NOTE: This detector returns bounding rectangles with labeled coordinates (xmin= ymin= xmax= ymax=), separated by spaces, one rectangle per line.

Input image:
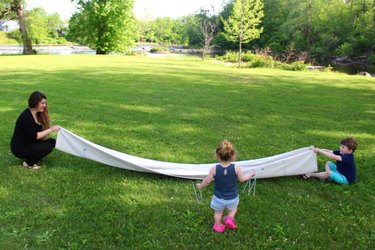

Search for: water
xmin=331 ymin=63 xmax=375 ymax=75
xmin=0 ymin=45 xmax=95 ymax=55
xmin=1 ymin=45 xmax=373 ymax=75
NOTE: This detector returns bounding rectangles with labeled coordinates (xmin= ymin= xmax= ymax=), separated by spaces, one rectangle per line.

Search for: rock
xmin=307 ymin=66 xmax=326 ymax=71
xmin=332 ymin=56 xmax=353 ymax=64
xmin=358 ymin=72 xmax=373 ymax=77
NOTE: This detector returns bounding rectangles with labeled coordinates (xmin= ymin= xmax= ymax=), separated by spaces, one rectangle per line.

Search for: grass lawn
xmin=0 ymin=55 xmax=374 ymax=249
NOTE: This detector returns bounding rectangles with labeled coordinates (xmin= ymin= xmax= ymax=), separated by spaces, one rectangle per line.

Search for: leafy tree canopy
xmin=69 ymin=0 xmax=135 ymax=54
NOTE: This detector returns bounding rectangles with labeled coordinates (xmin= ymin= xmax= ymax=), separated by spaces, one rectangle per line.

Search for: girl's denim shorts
xmin=210 ymin=195 xmax=239 ymax=211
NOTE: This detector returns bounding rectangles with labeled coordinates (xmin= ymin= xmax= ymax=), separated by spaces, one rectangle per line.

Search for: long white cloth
xmin=56 ymin=128 xmax=317 ymax=180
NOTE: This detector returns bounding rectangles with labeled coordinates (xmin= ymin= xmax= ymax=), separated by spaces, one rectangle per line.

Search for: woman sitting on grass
xmin=10 ymin=91 xmax=60 ymax=170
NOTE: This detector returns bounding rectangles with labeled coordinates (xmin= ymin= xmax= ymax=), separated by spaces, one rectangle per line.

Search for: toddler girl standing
xmin=197 ymin=140 xmax=255 ymax=233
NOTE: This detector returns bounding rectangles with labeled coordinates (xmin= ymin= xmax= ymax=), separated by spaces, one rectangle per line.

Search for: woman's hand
xmin=37 ymin=125 xmax=60 ymax=140
xmin=50 ymin=125 xmax=60 ymax=132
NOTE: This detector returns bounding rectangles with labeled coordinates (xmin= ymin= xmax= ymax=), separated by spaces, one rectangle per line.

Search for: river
xmin=0 ymin=45 xmax=95 ymax=55
xmin=1 ymin=45 xmax=373 ymax=75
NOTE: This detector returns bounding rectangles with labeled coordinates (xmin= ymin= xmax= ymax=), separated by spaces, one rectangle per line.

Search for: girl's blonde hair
xmin=215 ymin=140 xmax=236 ymax=162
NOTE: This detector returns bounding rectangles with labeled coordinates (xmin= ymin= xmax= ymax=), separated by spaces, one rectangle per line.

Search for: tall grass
xmin=0 ymin=55 xmax=374 ymax=249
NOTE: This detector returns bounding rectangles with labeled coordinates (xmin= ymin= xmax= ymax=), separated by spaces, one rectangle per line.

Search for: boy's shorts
xmin=328 ymin=162 xmax=349 ymax=185
xmin=210 ymin=195 xmax=239 ymax=211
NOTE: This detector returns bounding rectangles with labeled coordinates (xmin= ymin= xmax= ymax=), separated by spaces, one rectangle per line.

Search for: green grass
xmin=0 ymin=31 xmax=18 ymax=44
xmin=0 ymin=55 xmax=374 ymax=249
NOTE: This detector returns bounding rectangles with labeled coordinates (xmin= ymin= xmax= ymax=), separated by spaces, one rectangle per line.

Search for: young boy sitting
xmin=303 ymin=137 xmax=357 ymax=185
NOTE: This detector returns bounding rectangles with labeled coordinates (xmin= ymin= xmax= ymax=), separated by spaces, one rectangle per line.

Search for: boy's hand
xmin=313 ymin=147 xmax=320 ymax=153
xmin=196 ymin=183 xmax=203 ymax=189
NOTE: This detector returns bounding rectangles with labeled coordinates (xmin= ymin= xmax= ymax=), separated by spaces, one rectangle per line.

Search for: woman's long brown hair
xmin=28 ymin=91 xmax=51 ymax=130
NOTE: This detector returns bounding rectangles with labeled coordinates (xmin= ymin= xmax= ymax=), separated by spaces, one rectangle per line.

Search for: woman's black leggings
xmin=12 ymin=138 xmax=56 ymax=166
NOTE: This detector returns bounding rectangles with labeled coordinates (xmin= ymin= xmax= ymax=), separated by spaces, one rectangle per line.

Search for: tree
xmin=0 ymin=0 xmax=33 ymax=54
xmin=152 ymin=17 xmax=176 ymax=44
xmin=258 ymin=0 xmax=292 ymax=54
xmin=69 ymin=0 xmax=135 ymax=54
xmin=348 ymin=0 xmax=375 ymax=56
xmin=135 ymin=18 xmax=150 ymax=43
xmin=196 ymin=9 xmax=218 ymax=60
xmin=47 ymin=13 xmax=64 ymax=40
xmin=183 ymin=14 xmax=201 ymax=46
xmin=201 ymin=17 xmax=217 ymax=60
xmin=222 ymin=0 xmax=264 ymax=67
xmin=173 ymin=17 xmax=189 ymax=45
xmin=25 ymin=8 xmax=49 ymax=45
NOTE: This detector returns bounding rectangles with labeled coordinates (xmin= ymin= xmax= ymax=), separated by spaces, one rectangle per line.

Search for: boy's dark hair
xmin=341 ymin=137 xmax=358 ymax=152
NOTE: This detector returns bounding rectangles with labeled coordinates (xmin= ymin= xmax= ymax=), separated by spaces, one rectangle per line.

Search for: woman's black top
xmin=10 ymin=108 xmax=42 ymax=154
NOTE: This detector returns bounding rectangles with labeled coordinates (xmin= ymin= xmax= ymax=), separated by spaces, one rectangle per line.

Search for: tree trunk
xmin=15 ymin=3 xmax=33 ymax=55
xmin=238 ymin=39 xmax=242 ymax=68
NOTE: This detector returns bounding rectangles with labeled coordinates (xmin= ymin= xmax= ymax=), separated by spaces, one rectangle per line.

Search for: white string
xmin=192 ymin=181 xmax=203 ymax=204
xmin=242 ymin=167 xmax=264 ymax=196
xmin=242 ymin=175 xmax=257 ymax=196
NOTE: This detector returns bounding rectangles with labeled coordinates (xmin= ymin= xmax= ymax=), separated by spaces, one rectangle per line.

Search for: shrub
xmin=150 ymin=46 xmax=169 ymax=53
xmin=242 ymin=52 xmax=255 ymax=62
xmin=336 ymin=42 xmax=353 ymax=57
xmin=276 ymin=61 xmax=307 ymax=71
xmin=215 ymin=51 xmax=307 ymax=71
xmin=368 ymin=53 xmax=375 ymax=64
xmin=250 ymin=55 xmax=275 ymax=68
xmin=5 ymin=30 xmax=21 ymax=44
xmin=249 ymin=56 xmax=267 ymax=68
xmin=56 ymin=37 xmax=67 ymax=45
xmin=215 ymin=51 xmax=239 ymax=63
xmin=0 ymin=31 xmax=19 ymax=44
xmin=130 ymin=50 xmax=147 ymax=56
xmin=41 ymin=37 xmax=56 ymax=45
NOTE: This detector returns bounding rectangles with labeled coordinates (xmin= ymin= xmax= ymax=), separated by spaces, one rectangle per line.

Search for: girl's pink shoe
xmin=224 ymin=216 xmax=236 ymax=229
xmin=213 ymin=223 xmax=226 ymax=233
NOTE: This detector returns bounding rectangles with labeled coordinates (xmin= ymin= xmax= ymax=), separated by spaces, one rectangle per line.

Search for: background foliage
xmin=135 ymin=0 xmax=374 ymax=63
xmin=68 ymin=0 xmax=135 ymax=54
xmin=1 ymin=0 xmax=374 ymax=62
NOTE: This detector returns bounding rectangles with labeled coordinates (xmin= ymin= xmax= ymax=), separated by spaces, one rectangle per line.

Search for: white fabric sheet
xmin=56 ymin=128 xmax=317 ymax=180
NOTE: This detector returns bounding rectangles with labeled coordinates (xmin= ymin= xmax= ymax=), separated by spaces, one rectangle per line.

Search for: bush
xmin=5 ymin=30 xmax=21 ymax=44
xmin=56 ymin=37 xmax=68 ymax=45
xmin=0 ymin=31 xmax=19 ymax=44
xmin=215 ymin=51 xmax=307 ymax=71
xmin=130 ymin=50 xmax=147 ymax=56
xmin=336 ymin=42 xmax=353 ymax=57
xmin=215 ymin=51 xmax=239 ymax=63
xmin=150 ymin=46 xmax=169 ymax=53
xmin=242 ymin=52 xmax=255 ymax=62
xmin=276 ymin=61 xmax=307 ymax=71
xmin=368 ymin=53 xmax=375 ymax=64
xmin=41 ymin=37 xmax=56 ymax=45
xmin=249 ymin=54 xmax=275 ymax=68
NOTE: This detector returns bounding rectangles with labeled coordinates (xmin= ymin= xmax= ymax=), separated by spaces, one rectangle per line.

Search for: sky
xmin=26 ymin=0 xmax=227 ymax=21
